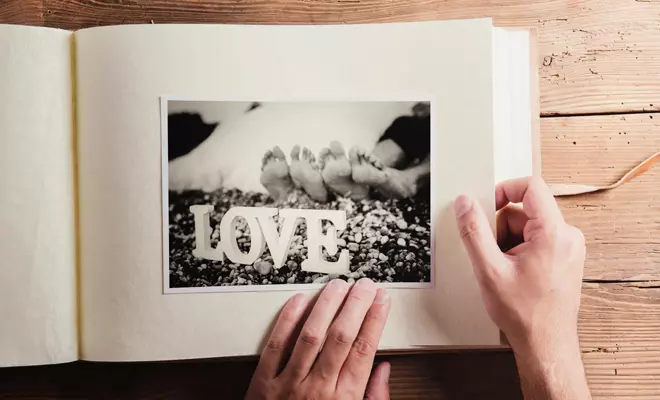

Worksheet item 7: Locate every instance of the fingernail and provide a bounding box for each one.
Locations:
[327,278,347,292]
[355,277,373,288]
[454,195,473,218]
[374,288,389,304]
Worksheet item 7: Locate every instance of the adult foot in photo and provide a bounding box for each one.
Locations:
[289,145,328,203]
[350,147,421,199]
[319,141,369,201]
[260,146,294,202]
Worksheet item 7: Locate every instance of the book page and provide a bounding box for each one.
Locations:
[0,25,77,366]
[75,21,500,361]
[493,28,534,182]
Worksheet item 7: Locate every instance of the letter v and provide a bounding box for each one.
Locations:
[256,209,299,270]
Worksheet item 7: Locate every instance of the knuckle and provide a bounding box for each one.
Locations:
[363,309,386,325]
[459,219,480,240]
[265,338,286,352]
[328,326,355,346]
[299,329,321,347]
[279,306,299,324]
[351,337,375,358]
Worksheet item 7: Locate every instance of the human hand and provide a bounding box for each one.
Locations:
[453,177,586,353]
[245,278,391,400]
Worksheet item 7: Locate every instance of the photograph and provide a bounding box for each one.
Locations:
[163,100,433,292]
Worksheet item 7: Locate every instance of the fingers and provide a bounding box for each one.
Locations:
[454,195,507,280]
[364,362,391,400]
[337,288,390,393]
[495,177,563,221]
[496,204,528,249]
[312,278,378,380]
[254,293,311,379]
[284,279,350,379]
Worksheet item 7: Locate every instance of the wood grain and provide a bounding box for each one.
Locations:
[580,283,660,399]
[27,0,660,115]
[542,113,660,281]
[0,0,43,26]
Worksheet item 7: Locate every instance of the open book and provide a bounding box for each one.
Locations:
[0,19,538,367]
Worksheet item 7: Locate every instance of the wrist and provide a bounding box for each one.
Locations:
[510,330,591,400]
[510,328,581,363]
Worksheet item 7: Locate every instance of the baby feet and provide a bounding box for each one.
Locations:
[260,146,294,202]
[350,147,417,199]
[289,145,328,203]
[260,142,398,203]
[319,141,370,201]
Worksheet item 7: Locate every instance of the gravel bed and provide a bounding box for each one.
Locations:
[168,188,431,288]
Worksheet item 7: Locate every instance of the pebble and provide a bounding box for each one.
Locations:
[348,243,360,252]
[347,278,355,284]
[347,271,360,279]
[396,220,408,230]
[368,237,378,245]
[237,277,247,285]
[254,261,273,275]
[397,238,406,246]
[245,265,254,273]
[313,275,331,284]
[337,238,347,247]
[380,236,389,244]
[355,233,363,243]
[378,253,389,262]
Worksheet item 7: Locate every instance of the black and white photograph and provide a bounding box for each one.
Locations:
[163,100,433,292]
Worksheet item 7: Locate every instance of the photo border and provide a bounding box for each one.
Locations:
[160,95,437,294]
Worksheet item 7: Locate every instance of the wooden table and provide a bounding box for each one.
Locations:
[2,0,659,398]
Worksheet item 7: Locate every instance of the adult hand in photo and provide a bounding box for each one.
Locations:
[246,278,391,400]
[454,177,591,399]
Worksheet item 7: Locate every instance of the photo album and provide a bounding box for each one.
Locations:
[0,19,539,367]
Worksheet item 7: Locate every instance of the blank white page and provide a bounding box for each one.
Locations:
[493,28,534,183]
[0,25,77,367]
[75,21,500,361]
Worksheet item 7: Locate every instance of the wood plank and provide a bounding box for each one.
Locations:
[542,113,660,281]
[0,0,43,26]
[580,283,660,399]
[0,284,656,399]
[40,0,660,115]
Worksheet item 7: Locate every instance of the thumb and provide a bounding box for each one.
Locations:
[454,195,505,279]
[364,362,390,400]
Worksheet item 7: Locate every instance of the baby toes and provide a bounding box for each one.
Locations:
[290,144,301,161]
[261,149,274,171]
